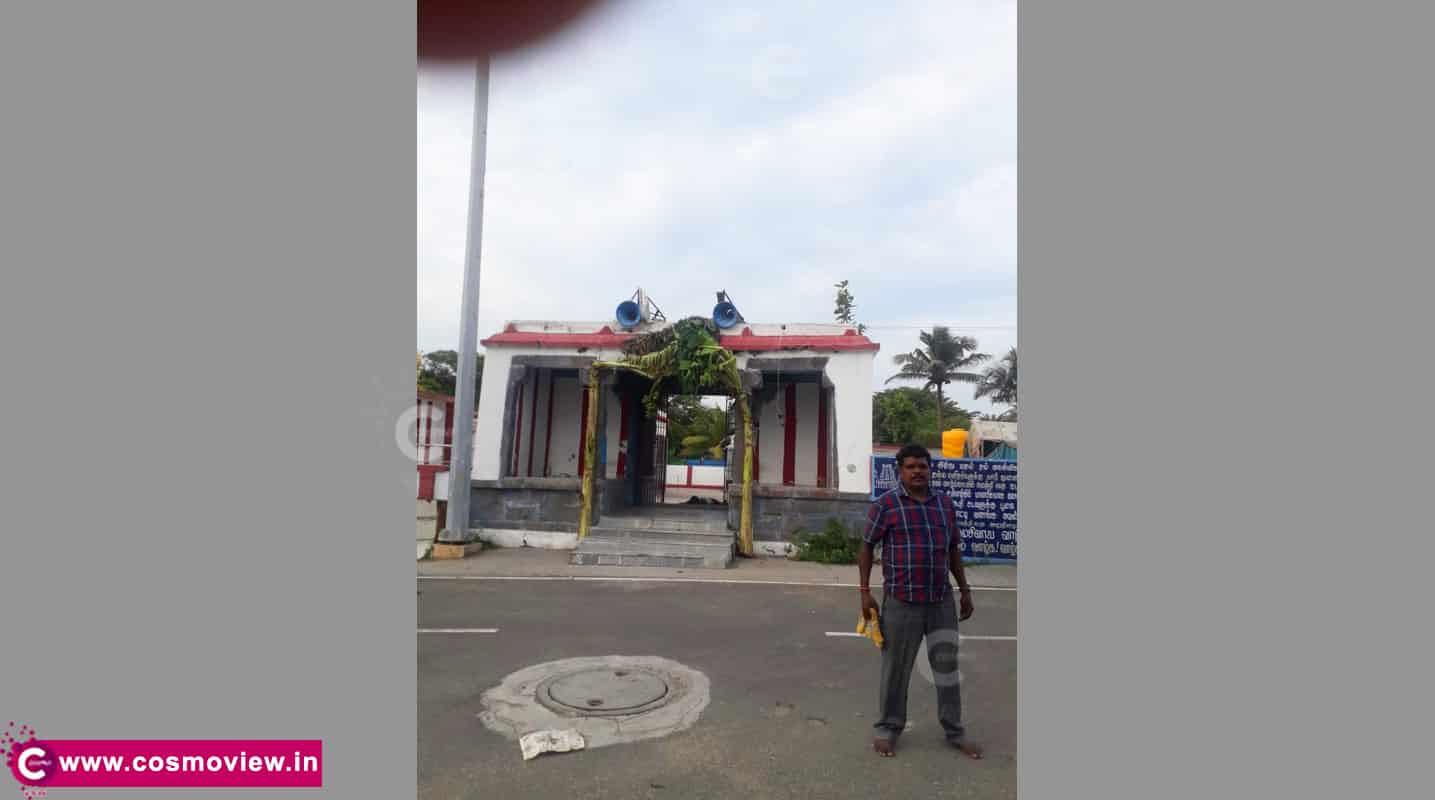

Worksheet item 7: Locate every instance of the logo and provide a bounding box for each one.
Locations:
[14,745,53,784]
[4,723,49,799]
[915,628,965,689]
[4,725,321,793]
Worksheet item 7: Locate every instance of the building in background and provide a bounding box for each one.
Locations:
[451,312,879,566]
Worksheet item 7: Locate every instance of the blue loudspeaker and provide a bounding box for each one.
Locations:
[616,300,644,329]
[712,301,741,329]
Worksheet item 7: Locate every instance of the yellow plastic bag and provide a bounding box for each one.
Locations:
[856,608,884,648]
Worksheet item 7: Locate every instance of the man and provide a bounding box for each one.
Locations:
[859,443,983,759]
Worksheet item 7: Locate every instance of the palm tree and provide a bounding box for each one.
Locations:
[885,327,989,433]
[975,347,1017,414]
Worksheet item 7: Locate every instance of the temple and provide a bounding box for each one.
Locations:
[465,297,880,568]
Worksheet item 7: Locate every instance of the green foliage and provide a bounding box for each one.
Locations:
[666,400,731,462]
[885,327,988,431]
[792,518,864,564]
[671,318,731,391]
[975,347,1017,412]
[873,387,971,448]
[876,391,921,443]
[613,317,742,418]
[833,280,867,335]
[417,350,483,397]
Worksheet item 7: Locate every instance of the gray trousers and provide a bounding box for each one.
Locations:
[873,591,965,743]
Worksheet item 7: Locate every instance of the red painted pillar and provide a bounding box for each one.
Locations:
[782,383,797,486]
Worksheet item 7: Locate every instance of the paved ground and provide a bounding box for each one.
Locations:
[419,551,1016,799]
[420,546,1018,588]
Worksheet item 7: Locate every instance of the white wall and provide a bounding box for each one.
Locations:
[665,464,726,488]
[825,351,874,495]
[547,376,582,477]
[473,349,513,480]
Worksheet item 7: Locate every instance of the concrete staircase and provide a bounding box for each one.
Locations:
[570,506,735,569]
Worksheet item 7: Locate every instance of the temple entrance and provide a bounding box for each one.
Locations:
[602,381,732,512]
[659,394,732,507]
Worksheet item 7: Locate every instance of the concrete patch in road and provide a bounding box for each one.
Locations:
[479,655,711,753]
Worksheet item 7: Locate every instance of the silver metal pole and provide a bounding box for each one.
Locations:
[438,57,489,544]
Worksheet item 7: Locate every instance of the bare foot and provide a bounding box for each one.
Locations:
[950,740,984,760]
[873,739,896,757]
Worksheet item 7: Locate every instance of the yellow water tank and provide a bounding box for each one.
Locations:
[941,429,968,459]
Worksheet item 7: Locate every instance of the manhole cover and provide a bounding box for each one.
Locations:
[537,668,672,717]
[480,656,711,750]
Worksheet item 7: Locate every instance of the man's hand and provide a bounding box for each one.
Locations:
[959,589,974,621]
[860,588,880,621]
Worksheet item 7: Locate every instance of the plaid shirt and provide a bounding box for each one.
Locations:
[863,483,961,604]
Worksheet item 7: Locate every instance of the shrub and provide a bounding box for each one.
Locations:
[791,518,864,564]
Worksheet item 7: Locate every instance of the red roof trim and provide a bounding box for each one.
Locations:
[719,334,879,352]
[480,330,636,348]
[480,329,879,352]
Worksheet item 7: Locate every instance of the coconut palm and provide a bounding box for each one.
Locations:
[975,347,1017,414]
[885,327,989,432]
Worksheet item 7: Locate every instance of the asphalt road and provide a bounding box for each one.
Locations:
[419,577,1016,799]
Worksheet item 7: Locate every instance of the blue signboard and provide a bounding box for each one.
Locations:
[871,457,1017,562]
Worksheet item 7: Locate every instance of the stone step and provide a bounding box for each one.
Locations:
[595,514,730,533]
[570,536,734,569]
[586,527,735,545]
[570,553,711,569]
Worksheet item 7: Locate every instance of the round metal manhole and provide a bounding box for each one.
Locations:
[536,668,672,717]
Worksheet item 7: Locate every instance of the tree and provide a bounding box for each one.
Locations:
[884,327,988,432]
[872,387,972,448]
[674,404,731,461]
[833,280,866,335]
[417,349,483,397]
[664,397,732,462]
[875,391,921,444]
[664,395,707,429]
[974,347,1017,414]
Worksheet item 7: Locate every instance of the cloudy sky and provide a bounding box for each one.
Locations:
[418,0,1015,414]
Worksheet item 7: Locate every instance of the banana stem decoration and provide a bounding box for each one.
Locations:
[578,373,601,541]
[576,317,755,554]
[736,392,754,557]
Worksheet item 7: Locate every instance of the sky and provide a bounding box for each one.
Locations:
[418,0,1016,415]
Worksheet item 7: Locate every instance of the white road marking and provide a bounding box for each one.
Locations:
[418,628,498,634]
[825,631,1016,641]
[419,575,1016,591]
